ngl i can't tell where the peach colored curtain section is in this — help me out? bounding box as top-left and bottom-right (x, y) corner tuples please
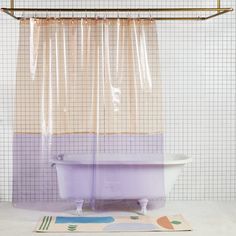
(15, 19), (163, 135)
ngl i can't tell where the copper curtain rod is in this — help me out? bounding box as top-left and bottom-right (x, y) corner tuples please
(1, 0), (233, 21)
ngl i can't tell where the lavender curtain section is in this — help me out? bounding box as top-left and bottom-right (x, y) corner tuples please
(13, 19), (164, 206)
(13, 134), (163, 202)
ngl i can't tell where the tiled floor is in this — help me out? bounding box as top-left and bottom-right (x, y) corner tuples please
(0, 201), (235, 236)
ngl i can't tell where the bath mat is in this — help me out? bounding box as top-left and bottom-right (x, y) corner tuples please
(35, 215), (192, 232)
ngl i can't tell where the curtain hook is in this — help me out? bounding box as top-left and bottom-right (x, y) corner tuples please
(138, 13), (140, 22)
(95, 13), (98, 21)
(85, 8), (87, 21)
(149, 9), (154, 22)
(23, 11), (26, 21)
(57, 9), (61, 22)
(106, 14), (110, 23)
(34, 10), (38, 22)
(47, 10), (50, 21)
(127, 12), (130, 20)
(150, 13), (153, 22)
(71, 9), (74, 23)
(117, 11), (120, 24)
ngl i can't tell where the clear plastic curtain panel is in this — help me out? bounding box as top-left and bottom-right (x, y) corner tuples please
(13, 18), (164, 211)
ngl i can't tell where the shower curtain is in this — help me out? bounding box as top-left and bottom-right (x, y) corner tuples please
(13, 18), (164, 208)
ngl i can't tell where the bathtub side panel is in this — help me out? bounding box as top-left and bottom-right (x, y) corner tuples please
(94, 165), (166, 199)
(55, 163), (185, 200)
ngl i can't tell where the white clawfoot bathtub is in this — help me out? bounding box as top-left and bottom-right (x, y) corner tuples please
(52, 153), (191, 215)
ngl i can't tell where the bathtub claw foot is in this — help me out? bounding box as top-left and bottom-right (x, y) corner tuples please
(138, 198), (148, 215)
(75, 199), (84, 215)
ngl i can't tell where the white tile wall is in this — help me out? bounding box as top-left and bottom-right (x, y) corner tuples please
(0, 0), (235, 201)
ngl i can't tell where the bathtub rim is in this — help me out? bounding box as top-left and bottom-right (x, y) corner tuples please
(50, 153), (192, 166)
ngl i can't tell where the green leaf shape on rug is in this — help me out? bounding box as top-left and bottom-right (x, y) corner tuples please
(67, 224), (77, 231)
(171, 220), (181, 225)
